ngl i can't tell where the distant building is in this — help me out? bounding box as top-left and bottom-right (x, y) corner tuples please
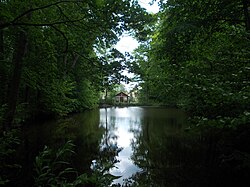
(115, 92), (129, 103)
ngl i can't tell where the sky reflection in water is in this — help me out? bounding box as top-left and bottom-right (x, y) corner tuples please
(99, 107), (143, 184)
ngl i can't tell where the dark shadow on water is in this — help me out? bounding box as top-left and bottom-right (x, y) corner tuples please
(6, 109), (110, 186)
(3, 107), (250, 187)
(127, 115), (250, 187)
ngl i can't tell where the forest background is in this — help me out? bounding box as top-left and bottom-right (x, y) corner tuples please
(0, 0), (250, 186)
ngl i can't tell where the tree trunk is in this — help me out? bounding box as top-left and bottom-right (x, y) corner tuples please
(0, 28), (3, 59)
(243, 0), (250, 31)
(0, 21), (6, 106)
(3, 30), (28, 130)
(71, 53), (79, 69)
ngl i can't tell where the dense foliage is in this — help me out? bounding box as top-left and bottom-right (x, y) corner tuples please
(1, 0), (250, 186)
(0, 1), (154, 186)
(129, 0), (250, 186)
(0, 0), (153, 130)
(137, 0), (250, 125)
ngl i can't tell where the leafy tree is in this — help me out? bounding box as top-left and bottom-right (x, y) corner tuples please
(133, 1), (250, 185)
(139, 0), (250, 120)
(0, 0), (153, 130)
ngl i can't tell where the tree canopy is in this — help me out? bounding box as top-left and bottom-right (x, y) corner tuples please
(136, 0), (250, 126)
(0, 0), (153, 129)
(1, 0), (250, 186)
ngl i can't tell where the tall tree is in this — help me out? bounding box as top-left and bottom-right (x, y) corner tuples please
(139, 0), (250, 119)
(0, 0), (153, 130)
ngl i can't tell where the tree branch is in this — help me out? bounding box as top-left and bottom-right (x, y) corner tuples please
(55, 4), (72, 22)
(7, 17), (86, 27)
(73, 51), (96, 64)
(12, 0), (82, 23)
(51, 25), (68, 53)
(0, 0), (84, 29)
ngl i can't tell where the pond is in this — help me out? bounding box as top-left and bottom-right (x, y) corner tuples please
(99, 107), (187, 185)
(15, 106), (249, 186)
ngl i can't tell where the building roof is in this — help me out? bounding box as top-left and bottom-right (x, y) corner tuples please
(115, 92), (129, 97)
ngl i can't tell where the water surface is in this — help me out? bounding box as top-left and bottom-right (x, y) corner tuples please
(99, 106), (186, 184)
(18, 106), (249, 186)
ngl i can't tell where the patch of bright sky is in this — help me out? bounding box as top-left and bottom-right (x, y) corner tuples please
(139, 0), (160, 14)
(115, 0), (159, 91)
(115, 0), (159, 54)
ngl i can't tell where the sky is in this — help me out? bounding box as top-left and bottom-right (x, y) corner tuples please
(115, 0), (159, 54)
(115, 0), (159, 91)
(138, 0), (160, 14)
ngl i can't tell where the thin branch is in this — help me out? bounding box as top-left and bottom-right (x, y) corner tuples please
(12, 0), (82, 23)
(0, 0), (84, 29)
(51, 25), (68, 53)
(74, 51), (96, 64)
(8, 17), (86, 27)
(55, 4), (74, 22)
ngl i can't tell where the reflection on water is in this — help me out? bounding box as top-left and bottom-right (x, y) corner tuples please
(19, 106), (186, 186)
(15, 109), (104, 186)
(99, 107), (186, 185)
(17, 106), (249, 186)
(99, 107), (145, 184)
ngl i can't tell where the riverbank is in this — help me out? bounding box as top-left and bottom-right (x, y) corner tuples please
(99, 102), (179, 108)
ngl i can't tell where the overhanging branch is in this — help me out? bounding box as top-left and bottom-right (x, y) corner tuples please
(8, 17), (86, 27)
(51, 25), (68, 53)
(0, 0), (85, 29)
(12, 0), (82, 23)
